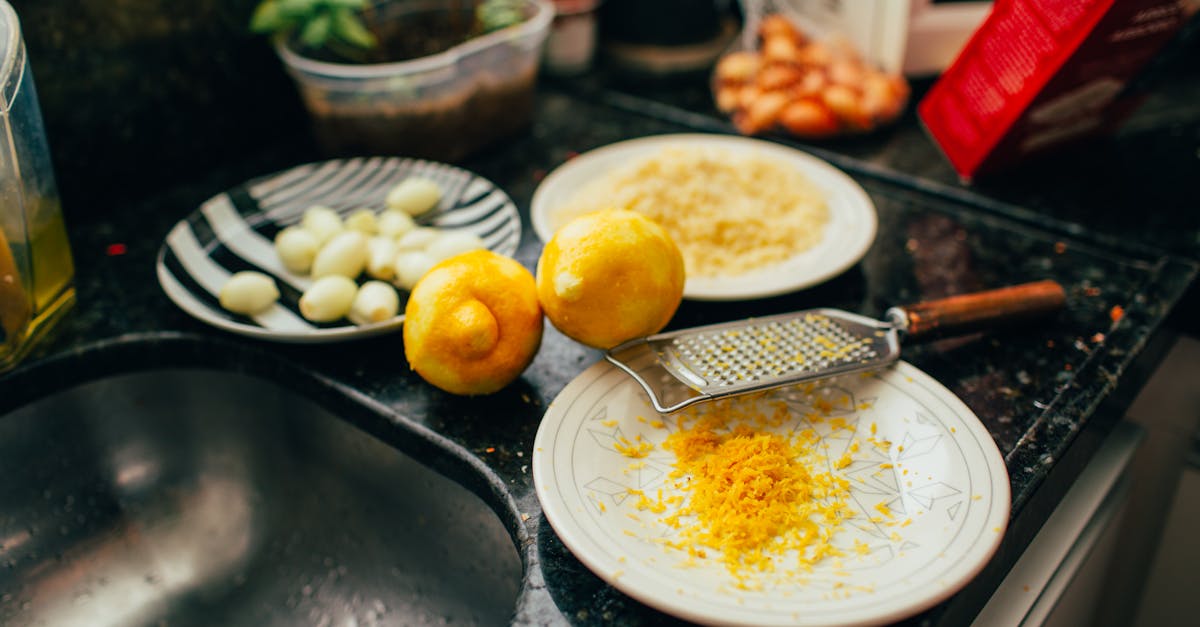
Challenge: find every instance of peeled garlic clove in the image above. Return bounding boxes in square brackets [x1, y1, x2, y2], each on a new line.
[351, 280, 400, 324]
[394, 250, 436, 291]
[386, 177, 442, 216]
[345, 208, 379, 234]
[299, 275, 357, 322]
[312, 231, 368, 279]
[426, 231, 485, 262]
[396, 227, 440, 251]
[377, 210, 416, 239]
[274, 226, 320, 274]
[301, 206, 344, 245]
[219, 271, 279, 316]
[365, 236, 399, 280]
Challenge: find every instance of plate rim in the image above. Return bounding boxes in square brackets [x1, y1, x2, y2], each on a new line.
[156, 156, 521, 344]
[529, 133, 878, 301]
[532, 360, 1011, 626]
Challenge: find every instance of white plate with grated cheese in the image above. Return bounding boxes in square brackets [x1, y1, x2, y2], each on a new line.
[530, 134, 877, 301]
[533, 360, 1010, 626]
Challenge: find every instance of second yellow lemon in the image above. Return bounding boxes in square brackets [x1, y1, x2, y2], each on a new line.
[404, 250, 543, 395]
[536, 209, 685, 349]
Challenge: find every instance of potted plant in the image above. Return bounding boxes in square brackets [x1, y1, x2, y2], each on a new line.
[250, 0, 554, 162]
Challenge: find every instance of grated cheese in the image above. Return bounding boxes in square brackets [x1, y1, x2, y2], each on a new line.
[554, 147, 830, 278]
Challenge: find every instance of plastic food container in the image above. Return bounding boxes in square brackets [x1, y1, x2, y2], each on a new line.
[276, 0, 553, 162]
[0, 0, 75, 371]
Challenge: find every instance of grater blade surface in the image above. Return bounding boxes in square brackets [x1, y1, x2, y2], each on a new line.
[606, 309, 901, 413]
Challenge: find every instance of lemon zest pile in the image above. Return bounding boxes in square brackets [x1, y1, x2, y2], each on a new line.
[637, 398, 855, 587]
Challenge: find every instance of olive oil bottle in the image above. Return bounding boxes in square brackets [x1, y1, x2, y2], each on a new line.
[0, 0, 75, 371]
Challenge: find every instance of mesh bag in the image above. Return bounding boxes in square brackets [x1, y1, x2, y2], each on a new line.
[713, 0, 910, 138]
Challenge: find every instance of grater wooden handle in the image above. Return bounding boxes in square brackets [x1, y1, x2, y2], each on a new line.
[887, 280, 1066, 339]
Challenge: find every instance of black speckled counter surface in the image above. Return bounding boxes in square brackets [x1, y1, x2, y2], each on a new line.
[2, 70, 1197, 627]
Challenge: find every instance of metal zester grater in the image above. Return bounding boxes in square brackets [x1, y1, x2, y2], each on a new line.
[606, 280, 1066, 413]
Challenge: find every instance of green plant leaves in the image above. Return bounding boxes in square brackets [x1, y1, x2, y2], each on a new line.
[331, 8, 378, 49]
[250, 0, 375, 50]
[278, 0, 322, 18]
[249, 0, 286, 33]
[476, 0, 525, 34]
[299, 11, 333, 47]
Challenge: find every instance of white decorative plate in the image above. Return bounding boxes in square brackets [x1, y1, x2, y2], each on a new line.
[529, 134, 877, 301]
[157, 157, 520, 343]
[533, 360, 1010, 627]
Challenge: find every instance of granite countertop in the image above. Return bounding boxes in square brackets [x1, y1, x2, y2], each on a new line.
[1, 72, 1197, 626]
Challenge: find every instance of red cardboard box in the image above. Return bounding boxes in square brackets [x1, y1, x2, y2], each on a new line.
[918, 0, 1189, 181]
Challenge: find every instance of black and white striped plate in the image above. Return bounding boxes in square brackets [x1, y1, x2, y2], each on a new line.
[156, 157, 521, 343]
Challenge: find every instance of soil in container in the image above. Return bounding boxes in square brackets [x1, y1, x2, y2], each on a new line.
[305, 61, 538, 162]
[294, 7, 539, 162]
[304, 8, 479, 65]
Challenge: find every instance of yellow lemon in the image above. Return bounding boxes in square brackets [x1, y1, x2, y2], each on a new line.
[536, 209, 685, 349]
[404, 250, 543, 395]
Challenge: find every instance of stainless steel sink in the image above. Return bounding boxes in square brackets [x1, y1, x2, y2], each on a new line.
[0, 369, 522, 626]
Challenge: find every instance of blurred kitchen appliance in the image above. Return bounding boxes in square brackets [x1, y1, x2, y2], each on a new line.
[598, 0, 740, 78]
[905, 0, 993, 75]
[544, 0, 602, 75]
[0, 0, 75, 371]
